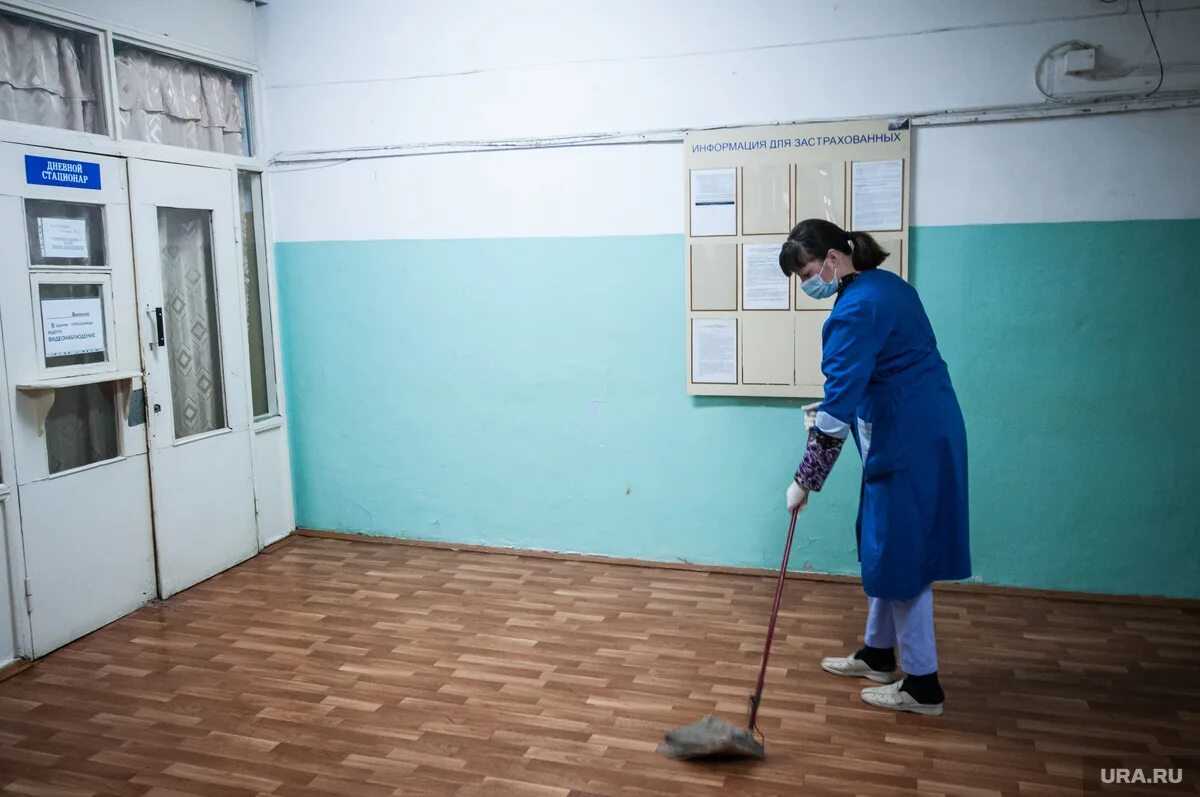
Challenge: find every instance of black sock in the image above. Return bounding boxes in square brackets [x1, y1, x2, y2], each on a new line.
[852, 644, 896, 672]
[900, 672, 944, 704]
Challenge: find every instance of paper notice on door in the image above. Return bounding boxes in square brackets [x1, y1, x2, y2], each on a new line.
[851, 160, 903, 231]
[37, 217, 89, 259]
[743, 243, 789, 310]
[41, 297, 105, 358]
[691, 318, 737, 384]
[690, 168, 737, 236]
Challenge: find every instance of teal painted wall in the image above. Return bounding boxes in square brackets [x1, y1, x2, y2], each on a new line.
[275, 220, 1200, 599]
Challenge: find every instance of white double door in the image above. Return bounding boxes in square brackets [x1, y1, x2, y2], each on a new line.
[1, 146, 262, 657]
[129, 159, 258, 599]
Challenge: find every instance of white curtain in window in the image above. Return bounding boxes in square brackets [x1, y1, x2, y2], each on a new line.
[0, 14, 101, 133]
[116, 47, 246, 155]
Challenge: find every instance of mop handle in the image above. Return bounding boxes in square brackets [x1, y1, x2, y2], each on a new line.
[747, 506, 800, 732]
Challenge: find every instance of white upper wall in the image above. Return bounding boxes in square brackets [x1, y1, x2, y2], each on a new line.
[267, 107, 1200, 240]
[16, 0, 258, 64]
[258, 1, 1200, 239]
[259, 0, 1200, 152]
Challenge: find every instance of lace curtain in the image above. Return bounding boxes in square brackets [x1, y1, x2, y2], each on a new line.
[158, 208, 227, 438]
[0, 12, 103, 133]
[116, 44, 247, 155]
[0, 14, 248, 155]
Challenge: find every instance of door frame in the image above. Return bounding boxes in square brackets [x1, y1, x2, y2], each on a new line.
[0, 314, 33, 660]
[0, 1, 293, 657]
[238, 170, 295, 547]
[0, 149, 295, 658]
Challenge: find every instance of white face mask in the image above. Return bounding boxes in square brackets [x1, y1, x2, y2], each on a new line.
[800, 257, 838, 300]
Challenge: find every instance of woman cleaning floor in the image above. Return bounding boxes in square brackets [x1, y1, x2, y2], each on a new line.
[779, 219, 971, 717]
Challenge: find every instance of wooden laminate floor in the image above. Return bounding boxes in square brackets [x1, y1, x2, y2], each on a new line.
[0, 536, 1196, 796]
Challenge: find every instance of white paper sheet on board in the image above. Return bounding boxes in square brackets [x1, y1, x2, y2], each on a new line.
[690, 168, 737, 236]
[41, 297, 105, 357]
[742, 243, 789, 310]
[851, 160, 903, 231]
[38, 217, 89, 259]
[691, 318, 737, 384]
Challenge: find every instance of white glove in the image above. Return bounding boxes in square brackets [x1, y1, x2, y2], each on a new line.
[786, 480, 809, 514]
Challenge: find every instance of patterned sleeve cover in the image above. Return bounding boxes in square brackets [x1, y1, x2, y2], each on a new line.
[795, 427, 845, 491]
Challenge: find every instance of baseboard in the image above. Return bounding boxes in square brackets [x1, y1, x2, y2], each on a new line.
[294, 528, 1199, 609]
[297, 527, 860, 583]
[0, 658, 33, 683]
[261, 533, 300, 555]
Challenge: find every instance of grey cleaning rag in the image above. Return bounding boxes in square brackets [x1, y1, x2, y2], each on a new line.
[658, 714, 765, 760]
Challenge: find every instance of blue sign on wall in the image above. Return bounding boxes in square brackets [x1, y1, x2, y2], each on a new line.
[24, 155, 101, 190]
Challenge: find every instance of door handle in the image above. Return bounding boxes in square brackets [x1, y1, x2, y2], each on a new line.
[154, 307, 166, 348]
[145, 306, 157, 350]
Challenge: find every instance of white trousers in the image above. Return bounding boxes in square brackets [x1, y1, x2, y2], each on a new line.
[863, 584, 937, 676]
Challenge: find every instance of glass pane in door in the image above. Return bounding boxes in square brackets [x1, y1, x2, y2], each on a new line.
[157, 207, 226, 439]
[46, 381, 119, 474]
[238, 171, 277, 419]
[25, 200, 107, 266]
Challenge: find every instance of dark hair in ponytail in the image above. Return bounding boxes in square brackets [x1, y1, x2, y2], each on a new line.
[778, 218, 889, 277]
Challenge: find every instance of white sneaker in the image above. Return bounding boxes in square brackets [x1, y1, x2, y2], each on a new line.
[819, 654, 901, 684]
[860, 680, 944, 716]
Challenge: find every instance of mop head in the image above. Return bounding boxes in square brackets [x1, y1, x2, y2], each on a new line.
[657, 714, 765, 760]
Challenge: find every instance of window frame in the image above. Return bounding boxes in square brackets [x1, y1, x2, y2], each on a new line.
[0, 5, 111, 137]
[24, 197, 110, 268]
[28, 271, 118, 380]
[0, 1, 266, 170]
[111, 37, 256, 159]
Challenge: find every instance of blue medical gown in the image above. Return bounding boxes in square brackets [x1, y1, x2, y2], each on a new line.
[818, 269, 970, 601]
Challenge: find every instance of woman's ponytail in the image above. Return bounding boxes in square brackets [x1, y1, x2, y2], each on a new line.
[846, 230, 889, 271]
